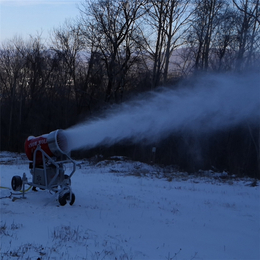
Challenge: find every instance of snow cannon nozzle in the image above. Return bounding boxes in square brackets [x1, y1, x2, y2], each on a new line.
[24, 129, 69, 163]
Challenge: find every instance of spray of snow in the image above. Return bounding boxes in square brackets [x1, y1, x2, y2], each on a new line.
[64, 73, 260, 152]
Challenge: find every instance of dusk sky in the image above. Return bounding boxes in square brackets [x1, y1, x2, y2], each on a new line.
[0, 0, 81, 44]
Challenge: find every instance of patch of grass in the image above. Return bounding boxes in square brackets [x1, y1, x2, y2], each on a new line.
[0, 222, 8, 236]
[52, 225, 83, 244]
[1, 225, 134, 260]
[0, 221, 22, 237]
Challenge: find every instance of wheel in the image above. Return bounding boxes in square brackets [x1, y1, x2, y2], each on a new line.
[11, 176, 22, 191]
[58, 191, 75, 206]
[69, 193, 75, 206]
[58, 193, 67, 206]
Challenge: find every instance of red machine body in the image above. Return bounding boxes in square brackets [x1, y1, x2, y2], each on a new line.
[25, 135, 51, 161]
[24, 130, 68, 164]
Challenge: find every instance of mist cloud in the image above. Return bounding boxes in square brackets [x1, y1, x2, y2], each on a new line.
[65, 73, 260, 152]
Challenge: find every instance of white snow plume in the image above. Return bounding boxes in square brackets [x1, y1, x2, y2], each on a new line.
[65, 72, 260, 152]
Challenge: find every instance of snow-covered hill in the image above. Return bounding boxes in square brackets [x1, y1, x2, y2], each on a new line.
[0, 152, 259, 260]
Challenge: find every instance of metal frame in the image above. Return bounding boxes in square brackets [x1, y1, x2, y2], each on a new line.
[20, 144, 76, 203]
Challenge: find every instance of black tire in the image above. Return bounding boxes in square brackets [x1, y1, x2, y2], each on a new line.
[58, 192, 67, 206]
[58, 191, 75, 206]
[69, 193, 75, 206]
[11, 176, 22, 191]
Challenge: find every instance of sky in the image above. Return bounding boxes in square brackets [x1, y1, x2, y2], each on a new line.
[0, 0, 81, 44]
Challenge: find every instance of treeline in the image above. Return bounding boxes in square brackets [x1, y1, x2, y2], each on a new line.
[1, 0, 259, 178]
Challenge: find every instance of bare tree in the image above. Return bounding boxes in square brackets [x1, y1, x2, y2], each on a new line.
[188, 0, 226, 71]
[51, 20, 85, 86]
[51, 20, 87, 114]
[233, 0, 260, 25]
[211, 5, 238, 71]
[232, 0, 260, 70]
[145, 0, 191, 87]
[0, 37, 27, 149]
[79, 0, 147, 102]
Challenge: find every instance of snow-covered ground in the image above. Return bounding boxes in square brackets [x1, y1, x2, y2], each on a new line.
[0, 151, 259, 260]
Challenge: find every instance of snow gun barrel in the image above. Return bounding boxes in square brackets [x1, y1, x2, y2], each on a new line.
[24, 129, 69, 163]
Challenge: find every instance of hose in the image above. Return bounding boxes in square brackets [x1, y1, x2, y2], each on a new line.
[0, 185, 32, 193]
[0, 185, 32, 200]
[0, 186, 11, 190]
[20, 186, 32, 192]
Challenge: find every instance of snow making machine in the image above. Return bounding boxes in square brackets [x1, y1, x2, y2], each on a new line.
[11, 129, 76, 206]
